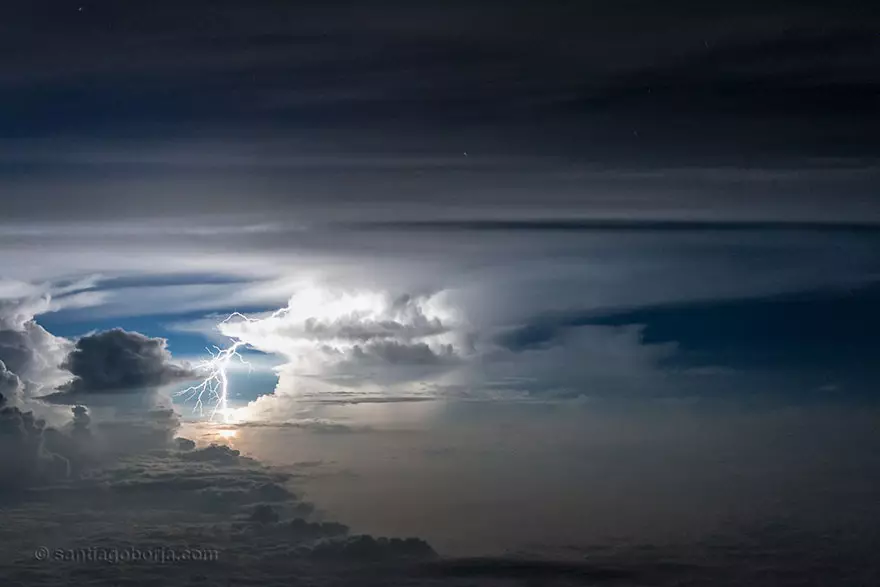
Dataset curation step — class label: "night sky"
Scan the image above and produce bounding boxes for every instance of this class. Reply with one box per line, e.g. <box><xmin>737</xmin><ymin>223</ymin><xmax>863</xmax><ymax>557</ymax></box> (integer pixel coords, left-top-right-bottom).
<box><xmin>1</xmin><ymin>2</ymin><xmax>879</xmax><ymax>586</ymax></box>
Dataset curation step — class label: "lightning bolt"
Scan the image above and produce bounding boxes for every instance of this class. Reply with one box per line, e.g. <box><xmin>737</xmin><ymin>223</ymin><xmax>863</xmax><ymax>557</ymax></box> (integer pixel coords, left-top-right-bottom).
<box><xmin>176</xmin><ymin>310</ymin><xmax>289</xmax><ymax>422</ymax></box>
<box><xmin>176</xmin><ymin>340</ymin><xmax>250</xmax><ymax>422</ymax></box>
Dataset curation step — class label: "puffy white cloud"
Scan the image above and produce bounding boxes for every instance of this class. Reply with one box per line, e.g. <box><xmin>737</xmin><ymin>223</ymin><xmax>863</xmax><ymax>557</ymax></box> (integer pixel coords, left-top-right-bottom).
<box><xmin>0</xmin><ymin>290</ymin><xmax>80</xmax><ymax>401</ymax></box>
<box><xmin>0</xmin><ymin>323</ymin><xmax>72</xmax><ymax>396</ymax></box>
<box><xmin>220</xmin><ymin>288</ymin><xmax>465</xmax><ymax>355</ymax></box>
<box><xmin>216</xmin><ymin>288</ymin><xmax>469</xmax><ymax>414</ymax></box>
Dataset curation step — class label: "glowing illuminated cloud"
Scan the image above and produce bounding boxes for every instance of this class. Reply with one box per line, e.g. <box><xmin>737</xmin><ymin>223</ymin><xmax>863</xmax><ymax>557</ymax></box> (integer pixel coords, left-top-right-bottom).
<box><xmin>176</xmin><ymin>286</ymin><xmax>463</xmax><ymax>422</ymax></box>
<box><xmin>175</xmin><ymin>290</ymin><xmax>388</xmax><ymax>421</ymax></box>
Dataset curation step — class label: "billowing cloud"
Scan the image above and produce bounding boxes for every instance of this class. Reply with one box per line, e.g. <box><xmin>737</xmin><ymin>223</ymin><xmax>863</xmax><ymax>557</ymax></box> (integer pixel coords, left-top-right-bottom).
<box><xmin>0</xmin><ymin>395</ymin><xmax>185</xmax><ymax>492</ymax></box>
<box><xmin>0</xmin><ymin>281</ymin><xmax>107</xmax><ymax>400</ymax></box>
<box><xmin>0</xmin><ymin>395</ymin><xmax>70</xmax><ymax>490</ymax></box>
<box><xmin>316</xmin><ymin>340</ymin><xmax>463</xmax><ymax>390</ymax></box>
<box><xmin>220</xmin><ymin>289</ymin><xmax>464</xmax><ymax>353</ymax></box>
<box><xmin>0</xmin><ymin>296</ymin><xmax>51</xmax><ymax>331</ymax></box>
<box><xmin>349</xmin><ymin>340</ymin><xmax>458</xmax><ymax>365</ymax></box>
<box><xmin>300</xmin><ymin>293</ymin><xmax>451</xmax><ymax>343</ymax></box>
<box><xmin>0</xmin><ymin>324</ymin><xmax>72</xmax><ymax>396</ymax></box>
<box><xmin>216</xmin><ymin>288</ymin><xmax>469</xmax><ymax>407</ymax></box>
<box><xmin>0</xmin><ymin>361</ymin><xmax>23</xmax><ymax>403</ymax></box>
<box><xmin>54</xmin><ymin>329</ymin><xmax>193</xmax><ymax>398</ymax></box>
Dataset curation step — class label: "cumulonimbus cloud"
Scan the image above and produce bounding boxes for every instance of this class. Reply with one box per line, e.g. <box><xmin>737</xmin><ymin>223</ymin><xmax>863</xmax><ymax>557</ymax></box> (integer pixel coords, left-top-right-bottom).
<box><xmin>53</xmin><ymin>328</ymin><xmax>194</xmax><ymax>398</ymax></box>
<box><xmin>218</xmin><ymin>288</ymin><xmax>468</xmax><ymax>394</ymax></box>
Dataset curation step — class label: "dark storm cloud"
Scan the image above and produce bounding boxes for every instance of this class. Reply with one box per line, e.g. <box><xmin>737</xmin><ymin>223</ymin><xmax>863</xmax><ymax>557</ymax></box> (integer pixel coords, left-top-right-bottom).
<box><xmin>0</xmin><ymin>397</ymin><xmax>186</xmax><ymax>492</ymax></box>
<box><xmin>0</xmin><ymin>397</ymin><xmax>70</xmax><ymax>490</ymax></box>
<box><xmin>0</xmin><ymin>414</ymin><xmax>444</xmax><ymax>585</ymax></box>
<box><xmin>55</xmin><ymin>329</ymin><xmax>193</xmax><ymax>397</ymax></box>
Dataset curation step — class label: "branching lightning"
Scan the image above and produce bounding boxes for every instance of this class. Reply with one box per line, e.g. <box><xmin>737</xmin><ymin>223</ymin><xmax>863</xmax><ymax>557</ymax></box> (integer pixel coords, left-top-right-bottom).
<box><xmin>176</xmin><ymin>310</ymin><xmax>288</xmax><ymax>422</ymax></box>
<box><xmin>176</xmin><ymin>340</ymin><xmax>250</xmax><ymax>422</ymax></box>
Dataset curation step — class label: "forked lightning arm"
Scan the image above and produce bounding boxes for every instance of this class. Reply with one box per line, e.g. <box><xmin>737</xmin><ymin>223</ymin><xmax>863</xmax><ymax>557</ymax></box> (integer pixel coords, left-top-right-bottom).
<box><xmin>176</xmin><ymin>309</ymin><xmax>288</xmax><ymax>422</ymax></box>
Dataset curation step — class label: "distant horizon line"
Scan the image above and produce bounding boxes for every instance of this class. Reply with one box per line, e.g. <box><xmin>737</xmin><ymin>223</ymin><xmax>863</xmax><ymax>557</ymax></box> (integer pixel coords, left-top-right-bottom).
<box><xmin>341</xmin><ymin>218</ymin><xmax>880</xmax><ymax>233</ymax></box>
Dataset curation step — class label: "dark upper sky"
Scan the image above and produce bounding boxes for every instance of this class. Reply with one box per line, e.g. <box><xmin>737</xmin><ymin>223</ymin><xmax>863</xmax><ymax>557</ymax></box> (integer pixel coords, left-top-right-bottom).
<box><xmin>1</xmin><ymin>0</ymin><xmax>878</xmax><ymax>222</ymax></box>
